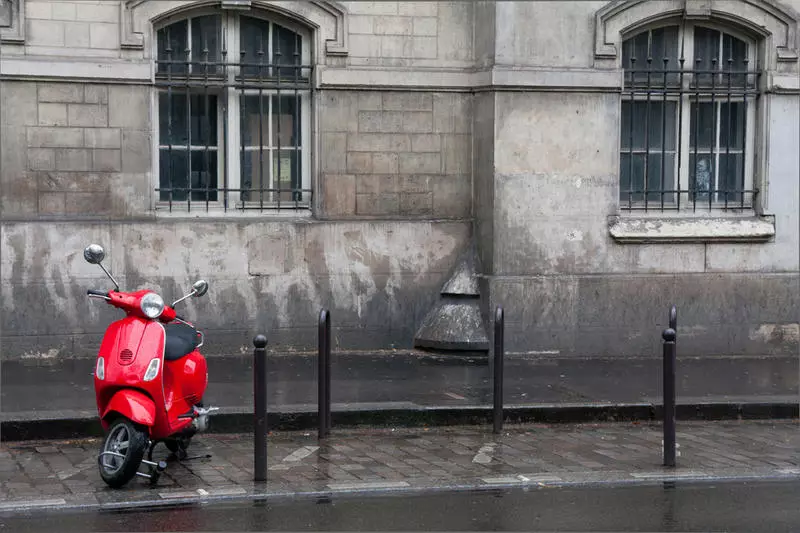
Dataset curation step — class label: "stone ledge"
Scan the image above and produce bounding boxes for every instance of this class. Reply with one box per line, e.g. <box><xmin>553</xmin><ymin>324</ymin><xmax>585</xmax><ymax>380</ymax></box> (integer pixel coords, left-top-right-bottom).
<box><xmin>317</xmin><ymin>66</ymin><xmax>623</xmax><ymax>91</ymax></box>
<box><xmin>0</xmin><ymin>56</ymin><xmax>151</xmax><ymax>82</ymax></box>
<box><xmin>3</xmin><ymin>59</ymin><xmax>797</xmax><ymax>95</ymax></box>
<box><xmin>608</xmin><ymin>215</ymin><xmax>776</xmax><ymax>244</ymax></box>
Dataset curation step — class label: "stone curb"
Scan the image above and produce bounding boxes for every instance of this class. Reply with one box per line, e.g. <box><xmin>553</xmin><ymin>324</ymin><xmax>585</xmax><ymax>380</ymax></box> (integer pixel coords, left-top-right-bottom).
<box><xmin>2</xmin><ymin>467</ymin><xmax>800</xmax><ymax>516</ymax></box>
<box><xmin>3</xmin><ymin>402</ymin><xmax>797</xmax><ymax>441</ymax></box>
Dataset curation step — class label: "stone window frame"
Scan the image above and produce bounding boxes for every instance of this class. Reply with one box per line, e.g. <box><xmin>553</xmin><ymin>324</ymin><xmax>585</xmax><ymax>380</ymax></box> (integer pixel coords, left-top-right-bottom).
<box><xmin>0</xmin><ymin>0</ymin><xmax>25</xmax><ymax>44</ymax></box>
<box><xmin>618</xmin><ymin>19</ymin><xmax>761</xmax><ymax>213</ymax></box>
<box><xmin>121</xmin><ymin>0</ymin><xmax>350</xmax><ymax>218</ymax></box>
<box><xmin>122</xmin><ymin>0</ymin><xmax>348</xmax><ymax>56</ymax></box>
<box><xmin>595</xmin><ymin>0</ymin><xmax>799</xmax><ymax>243</ymax></box>
<box><xmin>151</xmin><ymin>6</ymin><xmax>314</xmax><ymax>216</ymax></box>
<box><xmin>594</xmin><ymin>0</ymin><xmax>799</xmax><ymax>68</ymax></box>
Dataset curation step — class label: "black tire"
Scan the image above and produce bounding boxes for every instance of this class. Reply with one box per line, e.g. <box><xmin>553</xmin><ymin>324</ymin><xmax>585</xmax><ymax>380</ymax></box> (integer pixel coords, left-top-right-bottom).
<box><xmin>98</xmin><ymin>418</ymin><xmax>149</xmax><ymax>488</ymax></box>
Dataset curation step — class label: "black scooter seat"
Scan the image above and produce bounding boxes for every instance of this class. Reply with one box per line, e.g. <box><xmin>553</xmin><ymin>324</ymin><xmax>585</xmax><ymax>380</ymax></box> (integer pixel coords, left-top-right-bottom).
<box><xmin>164</xmin><ymin>322</ymin><xmax>198</xmax><ymax>361</ymax></box>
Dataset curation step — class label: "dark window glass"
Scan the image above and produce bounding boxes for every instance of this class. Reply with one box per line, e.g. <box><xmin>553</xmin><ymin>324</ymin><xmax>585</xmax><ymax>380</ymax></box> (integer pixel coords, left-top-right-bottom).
<box><xmin>620</xmin><ymin>153</ymin><xmax>676</xmax><ymax>203</ymax></box>
<box><xmin>719</xmin><ymin>101</ymin><xmax>745</xmax><ymax>150</ymax></box>
<box><xmin>622</xmin><ymin>26</ymin><xmax>679</xmax><ymax>85</ymax></box>
<box><xmin>240</xmin><ymin>149</ymin><xmax>302</xmax><ymax>203</ymax></box>
<box><xmin>239</xmin><ymin>94</ymin><xmax>301</xmax><ymax>147</ymax></box>
<box><xmin>689</xmin><ymin>101</ymin><xmax>716</xmax><ymax>151</ymax></box>
<box><xmin>273</xmin><ymin>22</ymin><xmax>302</xmax><ymax>77</ymax></box>
<box><xmin>191</xmin><ymin>15</ymin><xmax>222</xmax><ymax>71</ymax></box>
<box><xmin>240</xmin><ymin>94</ymin><xmax>269</xmax><ymax>147</ymax></box>
<box><xmin>157</xmin><ymin>16</ymin><xmax>221</xmax><ymax>76</ymax></box>
<box><xmin>240</xmin><ymin>15</ymin><xmax>270</xmax><ymax>77</ymax></box>
<box><xmin>157</xmin><ymin>20</ymin><xmax>188</xmax><ymax>75</ymax></box>
<box><xmin>272</xmin><ymin>95</ymin><xmax>301</xmax><ymax>147</ymax></box>
<box><xmin>718</xmin><ymin>153</ymin><xmax>745</xmax><ymax>202</ymax></box>
<box><xmin>620</xmin><ymin>101</ymin><xmax>677</xmax><ymax>151</ymax></box>
<box><xmin>273</xmin><ymin>149</ymin><xmax>303</xmax><ymax>202</ymax></box>
<box><xmin>159</xmin><ymin>92</ymin><xmax>218</xmax><ymax>147</ymax></box>
<box><xmin>722</xmin><ymin>32</ymin><xmax>749</xmax><ymax>86</ymax></box>
<box><xmin>159</xmin><ymin>150</ymin><xmax>218</xmax><ymax>202</ymax></box>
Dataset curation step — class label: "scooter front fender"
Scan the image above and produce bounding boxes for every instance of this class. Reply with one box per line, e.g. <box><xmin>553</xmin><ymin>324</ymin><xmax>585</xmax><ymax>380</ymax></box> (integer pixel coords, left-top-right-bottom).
<box><xmin>102</xmin><ymin>389</ymin><xmax>156</xmax><ymax>429</ymax></box>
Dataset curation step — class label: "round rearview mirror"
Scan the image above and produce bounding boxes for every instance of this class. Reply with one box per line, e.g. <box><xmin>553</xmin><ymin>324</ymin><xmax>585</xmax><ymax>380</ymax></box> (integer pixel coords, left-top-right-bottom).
<box><xmin>83</xmin><ymin>244</ymin><xmax>105</xmax><ymax>265</ymax></box>
<box><xmin>192</xmin><ymin>280</ymin><xmax>209</xmax><ymax>297</ymax></box>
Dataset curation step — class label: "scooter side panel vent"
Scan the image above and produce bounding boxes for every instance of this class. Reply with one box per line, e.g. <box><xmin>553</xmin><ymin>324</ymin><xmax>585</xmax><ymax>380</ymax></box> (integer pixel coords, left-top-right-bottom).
<box><xmin>118</xmin><ymin>349</ymin><xmax>134</xmax><ymax>365</ymax></box>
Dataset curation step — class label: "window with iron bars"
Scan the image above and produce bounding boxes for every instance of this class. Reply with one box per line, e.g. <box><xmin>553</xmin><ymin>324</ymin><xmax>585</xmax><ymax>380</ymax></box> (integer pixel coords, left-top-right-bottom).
<box><xmin>620</xmin><ymin>22</ymin><xmax>761</xmax><ymax>212</ymax></box>
<box><xmin>155</xmin><ymin>10</ymin><xmax>313</xmax><ymax>213</ymax></box>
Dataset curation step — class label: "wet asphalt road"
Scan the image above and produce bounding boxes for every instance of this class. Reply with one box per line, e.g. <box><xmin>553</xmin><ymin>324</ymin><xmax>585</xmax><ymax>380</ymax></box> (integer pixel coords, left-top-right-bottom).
<box><xmin>4</xmin><ymin>479</ymin><xmax>800</xmax><ymax>532</ymax></box>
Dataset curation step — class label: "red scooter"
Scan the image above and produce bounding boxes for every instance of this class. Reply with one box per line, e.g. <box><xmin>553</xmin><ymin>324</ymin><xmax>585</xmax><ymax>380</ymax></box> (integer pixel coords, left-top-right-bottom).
<box><xmin>84</xmin><ymin>244</ymin><xmax>217</xmax><ymax>488</ymax></box>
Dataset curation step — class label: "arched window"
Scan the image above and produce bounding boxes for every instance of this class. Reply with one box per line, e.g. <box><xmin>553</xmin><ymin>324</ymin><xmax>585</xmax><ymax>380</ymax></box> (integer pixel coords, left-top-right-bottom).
<box><xmin>619</xmin><ymin>22</ymin><xmax>760</xmax><ymax>212</ymax></box>
<box><xmin>154</xmin><ymin>10</ymin><xmax>312</xmax><ymax>213</ymax></box>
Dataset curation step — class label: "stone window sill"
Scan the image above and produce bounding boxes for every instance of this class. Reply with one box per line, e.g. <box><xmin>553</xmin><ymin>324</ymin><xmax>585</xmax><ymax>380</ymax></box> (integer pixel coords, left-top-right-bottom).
<box><xmin>608</xmin><ymin>215</ymin><xmax>776</xmax><ymax>244</ymax></box>
<box><xmin>153</xmin><ymin>206</ymin><xmax>313</xmax><ymax>221</ymax></box>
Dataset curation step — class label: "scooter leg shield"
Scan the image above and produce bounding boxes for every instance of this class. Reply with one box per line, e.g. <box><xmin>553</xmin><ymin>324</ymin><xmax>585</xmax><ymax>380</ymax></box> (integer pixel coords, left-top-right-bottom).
<box><xmin>102</xmin><ymin>390</ymin><xmax>156</xmax><ymax>427</ymax></box>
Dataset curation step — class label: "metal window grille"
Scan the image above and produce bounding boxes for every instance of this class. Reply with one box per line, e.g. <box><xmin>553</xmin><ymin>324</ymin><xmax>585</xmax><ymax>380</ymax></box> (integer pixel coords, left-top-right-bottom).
<box><xmin>620</xmin><ymin>26</ymin><xmax>761</xmax><ymax>212</ymax></box>
<box><xmin>154</xmin><ymin>15</ymin><xmax>313</xmax><ymax>213</ymax></box>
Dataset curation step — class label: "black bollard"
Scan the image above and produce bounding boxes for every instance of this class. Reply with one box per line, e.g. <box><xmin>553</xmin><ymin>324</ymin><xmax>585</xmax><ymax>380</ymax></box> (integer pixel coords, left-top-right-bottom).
<box><xmin>662</xmin><ymin>327</ymin><xmax>677</xmax><ymax>467</ymax></box>
<box><xmin>253</xmin><ymin>334</ymin><xmax>268</xmax><ymax>482</ymax></box>
<box><xmin>493</xmin><ymin>305</ymin><xmax>505</xmax><ymax>434</ymax></box>
<box><xmin>318</xmin><ymin>309</ymin><xmax>331</xmax><ymax>439</ymax></box>
<box><xmin>325</xmin><ymin>311</ymin><xmax>332</xmax><ymax>432</ymax></box>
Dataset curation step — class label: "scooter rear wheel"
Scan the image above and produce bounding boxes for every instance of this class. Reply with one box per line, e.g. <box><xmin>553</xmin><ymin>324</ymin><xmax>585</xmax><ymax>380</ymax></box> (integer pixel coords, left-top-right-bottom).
<box><xmin>98</xmin><ymin>418</ymin><xmax>148</xmax><ymax>488</ymax></box>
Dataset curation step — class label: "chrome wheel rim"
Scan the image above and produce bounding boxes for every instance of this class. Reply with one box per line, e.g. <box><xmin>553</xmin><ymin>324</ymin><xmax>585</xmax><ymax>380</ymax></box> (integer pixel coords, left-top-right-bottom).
<box><xmin>101</xmin><ymin>424</ymin><xmax>130</xmax><ymax>474</ymax></box>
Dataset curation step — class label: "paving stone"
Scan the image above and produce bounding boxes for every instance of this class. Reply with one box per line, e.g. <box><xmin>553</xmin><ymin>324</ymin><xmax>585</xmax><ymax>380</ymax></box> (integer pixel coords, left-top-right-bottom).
<box><xmin>34</xmin><ymin>446</ymin><xmax>59</xmax><ymax>454</ymax></box>
<box><xmin>3</xmin><ymin>420</ymin><xmax>800</xmax><ymax>509</ymax></box>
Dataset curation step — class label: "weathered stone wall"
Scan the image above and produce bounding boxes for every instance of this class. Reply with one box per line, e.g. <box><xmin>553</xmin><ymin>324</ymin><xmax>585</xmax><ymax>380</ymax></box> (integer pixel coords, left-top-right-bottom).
<box><xmin>14</xmin><ymin>0</ymin><xmax>123</xmax><ymax>55</ymax></box>
<box><xmin>1</xmin><ymin>219</ymin><xmax>470</xmax><ymax>360</ymax></box>
<box><xmin>319</xmin><ymin>91</ymin><xmax>472</xmax><ymax>219</ymax></box>
<box><xmin>484</xmin><ymin>90</ymin><xmax>799</xmax><ymax>357</ymax></box>
<box><xmin>2</xmin><ymin>0</ymin><xmax>799</xmax><ymax>361</ymax></box>
<box><xmin>0</xmin><ymin>76</ymin><xmax>473</xmax><ymax>359</ymax></box>
<box><xmin>479</xmin><ymin>1</ymin><xmax>800</xmax><ymax>357</ymax></box>
<box><xmin>490</xmin><ymin>273</ymin><xmax>799</xmax><ymax>358</ymax></box>
<box><xmin>343</xmin><ymin>1</ymin><xmax>473</xmax><ymax>68</ymax></box>
<box><xmin>1</xmin><ymin>82</ymin><xmax>150</xmax><ymax>218</ymax></box>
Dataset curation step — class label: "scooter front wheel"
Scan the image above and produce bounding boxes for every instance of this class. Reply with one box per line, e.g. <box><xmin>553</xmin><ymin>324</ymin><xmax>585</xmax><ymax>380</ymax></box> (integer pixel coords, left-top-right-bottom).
<box><xmin>98</xmin><ymin>418</ymin><xmax>149</xmax><ymax>488</ymax></box>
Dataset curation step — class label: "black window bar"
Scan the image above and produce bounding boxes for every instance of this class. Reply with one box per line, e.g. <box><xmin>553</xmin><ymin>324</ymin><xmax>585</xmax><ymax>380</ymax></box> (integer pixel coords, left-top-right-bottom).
<box><xmin>154</xmin><ymin>17</ymin><xmax>313</xmax><ymax>213</ymax></box>
<box><xmin>620</xmin><ymin>30</ymin><xmax>761</xmax><ymax>212</ymax></box>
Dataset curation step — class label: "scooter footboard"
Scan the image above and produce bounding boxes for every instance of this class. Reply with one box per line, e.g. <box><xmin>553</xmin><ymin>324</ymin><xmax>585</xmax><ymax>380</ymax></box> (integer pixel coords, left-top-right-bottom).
<box><xmin>102</xmin><ymin>389</ymin><xmax>156</xmax><ymax>428</ymax></box>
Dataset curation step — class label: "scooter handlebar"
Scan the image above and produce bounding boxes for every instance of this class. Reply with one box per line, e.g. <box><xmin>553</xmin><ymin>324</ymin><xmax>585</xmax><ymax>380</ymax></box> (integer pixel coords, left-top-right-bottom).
<box><xmin>87</xmin><ymin>289</ymin><xmax>110</xmax><ymax>299</ymax></box>
<box><xmin>85</xmin><ymin>290</ymin><xmax>182</xmax><ymax>323</ymax></box>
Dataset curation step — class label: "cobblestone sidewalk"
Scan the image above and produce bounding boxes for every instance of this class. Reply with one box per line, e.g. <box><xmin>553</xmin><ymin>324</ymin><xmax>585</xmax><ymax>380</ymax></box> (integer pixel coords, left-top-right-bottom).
<box><xmin>2</xmin><ymin>420</ymin><xmax>799</xmax><ymax>513</ymax></box>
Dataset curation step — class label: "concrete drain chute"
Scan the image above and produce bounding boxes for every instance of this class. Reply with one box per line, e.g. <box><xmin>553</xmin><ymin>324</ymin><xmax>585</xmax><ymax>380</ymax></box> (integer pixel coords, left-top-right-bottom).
<box><xmin>413</xmin><ymin>243</ymin><xmax>489</xmax><ymax>353</ymax></box>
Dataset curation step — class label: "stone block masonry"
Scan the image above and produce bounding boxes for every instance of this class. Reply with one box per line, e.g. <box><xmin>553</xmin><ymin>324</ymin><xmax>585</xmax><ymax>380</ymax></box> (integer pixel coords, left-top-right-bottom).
<box><xmin>1</xmin><ymin>81</ymin><xmax>144</xmax><ymax>218</ymax></box>
<box><xmin>344</xmin><ymin>2</ymin><xmax>474</xmax><ymax>67</ymax></box>
<box><xmin>32</xmin><ymin>83</ymin><xmax>114</xmax><ymax>214</ymax></box>
<box><xmin>320</xmin><ymin>91</ymin><xmax>471</xmax><ymax>219</ymax></box>
<box><xmin>24</xmin><ymin>0</ymin><xmax>121</xmax><ymax>52</ymax></box>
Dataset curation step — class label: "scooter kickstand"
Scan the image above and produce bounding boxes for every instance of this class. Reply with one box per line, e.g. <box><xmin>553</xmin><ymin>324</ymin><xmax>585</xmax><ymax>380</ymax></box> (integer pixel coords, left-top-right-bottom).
<box><xmin>146</xmin><ymin>440</ymin><xmax>158</xmax><ymax>462</ymax></box>
<box><xmin>180</xmin><ymin>453</ymin><xmax>213</xmax><ymax>462</ymax></box>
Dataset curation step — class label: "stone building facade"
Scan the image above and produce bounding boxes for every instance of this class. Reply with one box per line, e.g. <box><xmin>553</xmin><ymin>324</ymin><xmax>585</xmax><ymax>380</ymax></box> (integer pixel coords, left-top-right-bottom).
<box><xmin>1</xmin><ymin>0</ymin><xmax>798</xmax><ymax>361</ymax></box>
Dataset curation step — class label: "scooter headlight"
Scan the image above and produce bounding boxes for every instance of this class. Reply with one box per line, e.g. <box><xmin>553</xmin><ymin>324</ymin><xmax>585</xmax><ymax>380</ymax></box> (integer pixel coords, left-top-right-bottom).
<box><xmin>140</xmin><ymin>292</ymin><xmax>165</xmax><ymax>319</ymax></box>
<box><xmin>143</xmin><ymin>358</ymin><xmax>160</xmax><ymax>381</ymax></box>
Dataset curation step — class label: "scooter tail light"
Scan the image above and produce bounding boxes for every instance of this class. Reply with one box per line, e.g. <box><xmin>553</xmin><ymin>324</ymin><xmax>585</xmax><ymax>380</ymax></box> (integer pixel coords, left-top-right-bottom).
<box><xmin>95</xmin><ymin>357</ymin><xmax>105</xmax><ymax>380</ymax></box>
<box><xmin>143</xmin><ymin>358</ymin><xmax>160</xmax><ymax>381</ymax></box>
